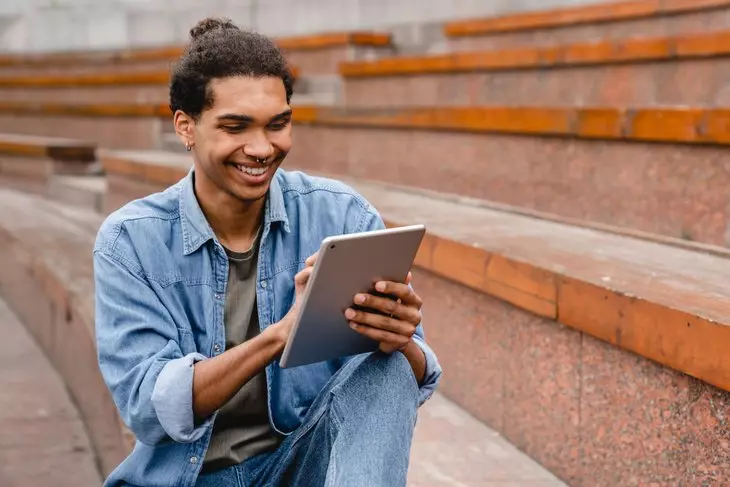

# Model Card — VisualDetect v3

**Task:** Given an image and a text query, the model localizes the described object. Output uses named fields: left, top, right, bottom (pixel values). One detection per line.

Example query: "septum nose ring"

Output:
left=255, top=157, right=267, bottom=164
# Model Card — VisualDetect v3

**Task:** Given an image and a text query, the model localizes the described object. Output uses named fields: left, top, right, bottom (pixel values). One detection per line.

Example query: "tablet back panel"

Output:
left=279, top=224, right=425, bottom=368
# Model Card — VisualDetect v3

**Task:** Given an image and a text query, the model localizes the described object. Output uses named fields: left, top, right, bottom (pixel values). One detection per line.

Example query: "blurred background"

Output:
left=1, top=1, right=730, bottom=486
left=1, top=0, right=588, bottom=52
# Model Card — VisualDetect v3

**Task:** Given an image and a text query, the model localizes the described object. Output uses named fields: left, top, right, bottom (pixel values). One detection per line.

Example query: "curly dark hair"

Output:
left=169, top=17, right=295, bottom=120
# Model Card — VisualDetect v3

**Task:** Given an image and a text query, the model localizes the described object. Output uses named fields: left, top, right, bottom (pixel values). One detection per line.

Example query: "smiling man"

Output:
left=93, top=18, right=441, bottom=487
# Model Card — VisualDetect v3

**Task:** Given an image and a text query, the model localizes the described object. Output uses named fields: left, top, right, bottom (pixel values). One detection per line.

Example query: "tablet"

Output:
left=279, top=224, right=426, bottom=369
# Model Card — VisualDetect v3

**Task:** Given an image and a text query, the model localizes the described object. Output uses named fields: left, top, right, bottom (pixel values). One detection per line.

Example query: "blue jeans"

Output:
left=195, top=351, right=419, bottom=487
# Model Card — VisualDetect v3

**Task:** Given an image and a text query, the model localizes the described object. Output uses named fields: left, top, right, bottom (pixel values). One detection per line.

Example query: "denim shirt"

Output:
left=93, top=169, right=442, bottom=487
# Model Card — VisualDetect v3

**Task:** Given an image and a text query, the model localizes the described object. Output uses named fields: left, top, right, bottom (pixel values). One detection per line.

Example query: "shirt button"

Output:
left=215, top=293, right=223, bottom=300
left=213, top=344, right=221, bottom=353
left=261, top=281, right=268, bottom=289
left=190, top=456, right=198, bottom=464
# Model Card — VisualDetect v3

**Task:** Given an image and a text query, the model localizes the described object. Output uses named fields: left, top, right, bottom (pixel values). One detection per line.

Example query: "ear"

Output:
left=173, top=110, right=196, bottom=150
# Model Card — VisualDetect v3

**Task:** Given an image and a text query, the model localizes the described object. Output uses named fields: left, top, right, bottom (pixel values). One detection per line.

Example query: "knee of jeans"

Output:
left=371, top=351, right=419, bottom=395
left=333, top=352, right=417, bottom=400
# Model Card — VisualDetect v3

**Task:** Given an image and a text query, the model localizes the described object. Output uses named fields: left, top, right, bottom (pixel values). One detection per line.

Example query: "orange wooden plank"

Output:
left=0, top=46, right=183, bottom=67
left=277, top=32, right=391, bottom=50
left=430, top=236, right=491, bottom=290
left=674, top=31, right=730, bottom=57
left=0, top=71, right=170, bottom=88
left=340, top=31, right=730, bottom=77
left=0, top=141, right=46, bottom=158
left=558, top=276, right=730, bottom=392
left=481, top=255, right=557, bottom=319
left=661, top=0, right=730, bottom=14
left=0, top=66, right=298, bottom=88
left=612, top=36, right=673, bottom=61
left=443, top=0, right=660, bottom=37
left=699, top=109, right=730, bottom=144
left=576, top=108, right=625, bottom=139
left=0, top=100, right=726, bottom=148
left=316, top=106, right=576, bottom=137
left=0, top=31, right=386, bottom=68
left=0, top=101, right=171, bottom=118
left=628, top=108, right=704, bottom=143
left=442, top=0, right=730, bottom=38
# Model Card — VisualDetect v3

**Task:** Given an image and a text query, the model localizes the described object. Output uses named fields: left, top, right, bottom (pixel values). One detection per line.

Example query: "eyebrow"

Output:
left=217, top=109, right=293, bottom=124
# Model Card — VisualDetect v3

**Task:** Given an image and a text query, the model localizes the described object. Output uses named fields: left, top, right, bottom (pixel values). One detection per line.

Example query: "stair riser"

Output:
left=289, top=124, right=730, bottom=247
left=344, top=57, right=730, bottom=108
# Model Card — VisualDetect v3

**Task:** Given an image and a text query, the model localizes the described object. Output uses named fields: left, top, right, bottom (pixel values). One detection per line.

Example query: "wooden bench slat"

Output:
left=443, top=0, right=730, bottom=37
left=0, top=31, right=391, bottom=69
left=340, top=30, right=730, bottom=77
left=296, top=105, right=730, bottom=147
left=2, top=102, right=730, bottom=148
left=0, top=133, right=96, bottom=161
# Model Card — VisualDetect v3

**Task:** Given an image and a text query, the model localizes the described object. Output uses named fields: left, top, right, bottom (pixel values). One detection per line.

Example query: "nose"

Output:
left=241, top=129, right=274, bottom=161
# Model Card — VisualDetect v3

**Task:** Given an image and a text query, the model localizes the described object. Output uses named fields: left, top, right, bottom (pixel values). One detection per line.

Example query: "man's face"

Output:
left=185, top=76, right=292, bottom=203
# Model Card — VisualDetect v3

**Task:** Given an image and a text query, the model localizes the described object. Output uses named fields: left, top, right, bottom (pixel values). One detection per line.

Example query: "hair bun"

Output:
left=190, top=17, right=237, bottom=40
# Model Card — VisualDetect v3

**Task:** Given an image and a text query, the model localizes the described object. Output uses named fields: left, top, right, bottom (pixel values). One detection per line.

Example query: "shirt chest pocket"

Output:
left=149, top=277, right=219, bottom=356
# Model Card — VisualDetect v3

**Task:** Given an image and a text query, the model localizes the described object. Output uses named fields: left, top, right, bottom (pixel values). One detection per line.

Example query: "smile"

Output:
left=232, top=164, right=268, bottom=176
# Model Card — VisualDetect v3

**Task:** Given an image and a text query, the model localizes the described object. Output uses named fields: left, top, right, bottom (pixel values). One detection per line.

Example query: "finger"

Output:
left=352, top=293, right=421, bottom=324
left=373, top=280, right=423, bottom=308
left=295, top=266, right=313, bottom=286
left=405, top=272, right=412, bottom=285
left=349, top=322, right=410, bottom=351
left=305, top=251, right=319, bottom=267
left=344, top=308, right=416, bottom=337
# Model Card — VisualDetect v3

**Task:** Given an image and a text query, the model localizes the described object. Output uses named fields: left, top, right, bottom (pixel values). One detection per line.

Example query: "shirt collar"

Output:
left=179, top=168, right=290, bottom=256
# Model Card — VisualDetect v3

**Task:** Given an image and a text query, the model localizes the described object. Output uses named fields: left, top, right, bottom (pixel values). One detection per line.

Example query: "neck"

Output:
left=193, top=175, right=265, bottom=253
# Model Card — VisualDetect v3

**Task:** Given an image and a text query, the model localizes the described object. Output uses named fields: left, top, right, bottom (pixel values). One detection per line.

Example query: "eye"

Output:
left=222, top=125, right=246, bottom=132
left=268, top=120, right=290, bottom=131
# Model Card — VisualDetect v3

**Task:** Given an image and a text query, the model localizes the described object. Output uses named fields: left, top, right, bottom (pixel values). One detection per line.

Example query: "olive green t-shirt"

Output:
left=201, top=237, right=281, bottom=473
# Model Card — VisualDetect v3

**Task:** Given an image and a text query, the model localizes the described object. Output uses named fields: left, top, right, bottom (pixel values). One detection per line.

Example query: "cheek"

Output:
left=272, top=128, right=293, bottom=153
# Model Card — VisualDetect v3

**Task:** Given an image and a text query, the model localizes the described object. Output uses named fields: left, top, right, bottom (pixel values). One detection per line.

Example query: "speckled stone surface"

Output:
left=343, top=57, right=730, bottom=109
left=290, top=125, right=730, bottom=247
left=0, top=297, right=102, bottom=487
left=410, top=268, right=730, bottom=486
left=447, top=8, right=730, bottom=51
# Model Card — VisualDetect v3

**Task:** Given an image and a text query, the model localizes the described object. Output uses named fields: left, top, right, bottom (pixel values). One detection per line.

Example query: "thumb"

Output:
left=295, top=266, right=313, bottom=288
left=305, top=251, right=319, bottom=267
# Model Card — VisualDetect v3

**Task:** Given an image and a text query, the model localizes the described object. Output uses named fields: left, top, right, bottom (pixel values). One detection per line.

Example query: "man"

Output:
left=93, top=17, right=441, bottom=487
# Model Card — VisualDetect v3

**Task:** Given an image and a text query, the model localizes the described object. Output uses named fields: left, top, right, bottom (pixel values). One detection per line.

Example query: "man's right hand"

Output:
left=193, top=251, right=319, bottom=421
left=272, top=251, right=318, bottom=349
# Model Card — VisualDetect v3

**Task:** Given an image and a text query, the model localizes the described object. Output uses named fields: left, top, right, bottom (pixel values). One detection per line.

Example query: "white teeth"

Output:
left=235, top=164, right=267, bottom=176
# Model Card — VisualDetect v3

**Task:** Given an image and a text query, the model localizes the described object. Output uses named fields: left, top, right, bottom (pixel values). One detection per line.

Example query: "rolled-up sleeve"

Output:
left=93, top=250, right=213, bottom=445
left=411, top=330, right=442, bottom=405
left=354, top=204, right=443, bottom=406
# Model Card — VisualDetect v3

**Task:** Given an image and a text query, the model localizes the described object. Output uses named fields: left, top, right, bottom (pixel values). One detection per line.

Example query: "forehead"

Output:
left=205, top=75, right=289, bottom=119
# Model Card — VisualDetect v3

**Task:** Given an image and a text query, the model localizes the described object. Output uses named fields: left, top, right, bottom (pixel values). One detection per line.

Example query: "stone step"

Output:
left=3, top=101, right=730, bottom=246
left=0, top=186, right=565, bottom=486
left=48, top=175, right=106, bottom=213
left=0, top=296, right=102, bottom=487
left=0, top=30, right=392, bottom=78
left=290, top=104, right=730, bottom=248
left=444, top=0, right=730, bottom=51
left=341, top=29, right=730, bottom=108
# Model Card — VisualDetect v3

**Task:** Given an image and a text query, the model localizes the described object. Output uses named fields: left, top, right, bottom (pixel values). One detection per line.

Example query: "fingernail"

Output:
left=345, top=309, right=356, bottom=319
left=350, top=322, right=358, bottom=329
left=375, top=282, right=386, bottom=292
left=354, top=294, right=365, bottom=304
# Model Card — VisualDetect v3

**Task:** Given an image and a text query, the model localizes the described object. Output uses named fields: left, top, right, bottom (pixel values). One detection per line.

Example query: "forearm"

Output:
left=192, top=323, right=286, bottom=420
left=401, top=339, right=426, bottom=385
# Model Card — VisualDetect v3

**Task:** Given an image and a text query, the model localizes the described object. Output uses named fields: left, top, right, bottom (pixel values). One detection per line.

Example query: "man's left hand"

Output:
left=345, top=272, right=423, bottom=354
